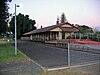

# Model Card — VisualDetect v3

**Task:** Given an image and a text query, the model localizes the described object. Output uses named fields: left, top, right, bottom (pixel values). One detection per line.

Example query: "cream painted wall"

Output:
left=59, top=32, right=62, bottom=40
left=65, top=32, right=71, bottom=39
left=50, top=27, right=62, bottom=31
left=30, top=35, right=33, bottom=40
left=61, top=24, right=72, bottom=27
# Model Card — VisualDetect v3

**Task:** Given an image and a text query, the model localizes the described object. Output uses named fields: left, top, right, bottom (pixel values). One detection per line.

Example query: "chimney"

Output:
left=56, top=16, right=59, bottom=25
left=56, top=20, right=59, bottom=25
left=41, top=25, right=42, bottom=28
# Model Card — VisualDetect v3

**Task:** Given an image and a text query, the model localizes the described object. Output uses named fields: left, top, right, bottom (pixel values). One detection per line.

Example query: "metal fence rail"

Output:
left=69, top=44, right=100, bottom=54
left=46, top=41, right=100, bottom=67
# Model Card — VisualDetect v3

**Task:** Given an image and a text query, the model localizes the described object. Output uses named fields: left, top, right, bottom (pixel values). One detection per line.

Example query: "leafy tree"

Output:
left=0, top=0, right=12, bottom=36
left=10, top=13, right=36, bottom=39
left=60, top=13, right=67, bottom=23
left=78, top=25, right=93, bottom=33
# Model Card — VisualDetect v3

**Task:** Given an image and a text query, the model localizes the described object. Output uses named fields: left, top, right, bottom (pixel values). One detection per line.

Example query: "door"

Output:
left=62, top=32, right=65, bottom=39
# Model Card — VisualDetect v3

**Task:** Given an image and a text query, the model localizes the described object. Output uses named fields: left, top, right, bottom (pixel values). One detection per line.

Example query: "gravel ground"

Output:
left=0, top=60, right=45, bottom=75
left=73, top=63, right=100, bottom=75
left=47, top=63, right=100, bottom=75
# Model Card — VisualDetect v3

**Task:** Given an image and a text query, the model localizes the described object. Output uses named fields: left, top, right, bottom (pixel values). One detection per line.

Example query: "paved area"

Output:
left=18, top=41, right=68, bottom=68
left=18, top=40, right=100, bottom=68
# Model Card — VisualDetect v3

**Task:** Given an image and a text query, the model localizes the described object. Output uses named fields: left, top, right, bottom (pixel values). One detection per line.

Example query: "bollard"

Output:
left=68, top=43, right=70, bottom=67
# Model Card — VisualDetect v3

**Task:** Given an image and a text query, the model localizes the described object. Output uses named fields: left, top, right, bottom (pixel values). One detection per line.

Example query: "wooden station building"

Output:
left=22, top=22, right=79, bottom=41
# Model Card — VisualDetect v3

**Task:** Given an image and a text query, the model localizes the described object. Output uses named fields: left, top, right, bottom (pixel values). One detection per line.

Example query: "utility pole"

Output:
left=14, top=4, right=19, bottom=55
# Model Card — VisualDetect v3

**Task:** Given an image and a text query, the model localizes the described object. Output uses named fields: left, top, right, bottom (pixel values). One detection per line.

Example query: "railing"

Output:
left=46, top=41, right=100, bottom=67
left=69, top=44, right=100, bottom=54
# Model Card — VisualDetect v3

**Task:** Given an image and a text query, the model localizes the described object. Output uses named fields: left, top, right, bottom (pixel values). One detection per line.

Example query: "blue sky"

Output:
left=9, top=0, right=100, bottom=28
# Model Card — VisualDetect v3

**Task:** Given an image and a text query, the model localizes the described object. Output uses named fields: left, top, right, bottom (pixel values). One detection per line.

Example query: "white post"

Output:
left=15, top=4, right=17, bottom=55
left=68, top=43, right=70, bottom=67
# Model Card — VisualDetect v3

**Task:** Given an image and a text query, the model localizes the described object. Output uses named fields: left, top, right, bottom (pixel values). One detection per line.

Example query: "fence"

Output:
left=71, top=33, right=100, bottom=42
left=68, top=43, right=100, bottom=67
left=69, top=44, right=100, bottom=54
left=46, top=40, right=100, bottom=67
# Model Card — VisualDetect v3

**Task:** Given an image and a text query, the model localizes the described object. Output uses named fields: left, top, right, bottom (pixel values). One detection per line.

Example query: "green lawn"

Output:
left=0, top=43, right=29, bottom=64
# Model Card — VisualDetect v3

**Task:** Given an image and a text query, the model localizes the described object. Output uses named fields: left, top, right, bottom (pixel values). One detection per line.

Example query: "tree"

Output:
left=78, top=25, right=93, bottom=33
left=0, top=0, right=12, bottom=36
left=10, top=13, right=36, bottom=39
left=60, top=13, right=68, bottom=23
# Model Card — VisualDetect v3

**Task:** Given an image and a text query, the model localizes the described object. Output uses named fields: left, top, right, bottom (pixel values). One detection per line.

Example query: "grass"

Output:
left=0, top=43, right=29, bottom=64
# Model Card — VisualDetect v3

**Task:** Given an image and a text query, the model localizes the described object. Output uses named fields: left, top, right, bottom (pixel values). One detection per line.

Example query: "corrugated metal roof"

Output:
left=23, top=22, right=79, bottom=35
left=60, top=27, right=79, bottom=32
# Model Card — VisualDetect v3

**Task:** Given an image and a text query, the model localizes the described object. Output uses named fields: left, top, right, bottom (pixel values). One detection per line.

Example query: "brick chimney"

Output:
left=41, top=25, right=42, bottom=28
left=56, top=16, right=59, bottom=25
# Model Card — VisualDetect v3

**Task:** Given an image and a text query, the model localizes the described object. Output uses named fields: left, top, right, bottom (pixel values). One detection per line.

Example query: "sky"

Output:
left=9, top=0, right=100, bottom=29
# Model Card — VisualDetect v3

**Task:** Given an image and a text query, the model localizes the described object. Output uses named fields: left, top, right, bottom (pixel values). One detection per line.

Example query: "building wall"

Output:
left=65, top=32, right=71, bottom=39
left=30, top=35, right=33, bottom=40
left=61, top=24, right=72, bottom=27
left=58, top=32, right=62, bottom=40
left=50, top=27, right=62, bottom=32
left=21, top=36, right=31, bottom=40
left=22, top=32, right=72, bottom=41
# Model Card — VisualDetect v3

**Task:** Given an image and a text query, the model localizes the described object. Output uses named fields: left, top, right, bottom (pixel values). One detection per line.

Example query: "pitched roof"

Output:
left=23, top=22, right=79, bottom=36
left=60, top=27, right=79, bottom=32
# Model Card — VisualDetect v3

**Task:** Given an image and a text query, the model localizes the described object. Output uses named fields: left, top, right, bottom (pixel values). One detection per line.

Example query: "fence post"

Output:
left=75, top=33, right=76, bottom=39
left=87, top=33, right=89, bottom=39
left=68, top=43, right=70, bottom=67
left=80, top=33, right=81, bottom=40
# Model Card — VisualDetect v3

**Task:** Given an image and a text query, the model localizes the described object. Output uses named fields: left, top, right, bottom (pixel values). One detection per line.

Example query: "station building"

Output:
left=22, top=22, right=79, bottom=41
